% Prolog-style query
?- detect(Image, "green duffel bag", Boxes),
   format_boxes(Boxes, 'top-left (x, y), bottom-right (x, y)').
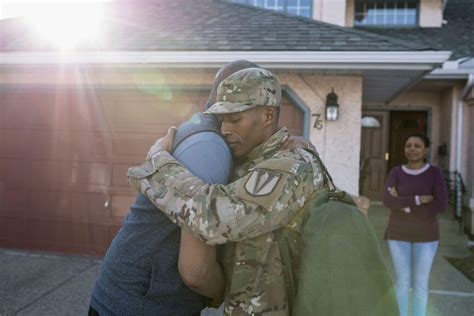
top-left (278, 156), bottom-right (399, 315)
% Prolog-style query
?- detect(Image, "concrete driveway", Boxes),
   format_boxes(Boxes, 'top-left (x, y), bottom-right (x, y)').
top-left (1, 205), bottom-right (473, 315)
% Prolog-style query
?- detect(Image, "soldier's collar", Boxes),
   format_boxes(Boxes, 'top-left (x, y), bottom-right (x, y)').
top-left (244, 127), bottom-right (289, 161)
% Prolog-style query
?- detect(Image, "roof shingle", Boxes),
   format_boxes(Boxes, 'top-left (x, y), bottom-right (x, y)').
top-left (361, 0), bottom-right (474, 60)
top-left (0, 0), bottom-right (430, 52)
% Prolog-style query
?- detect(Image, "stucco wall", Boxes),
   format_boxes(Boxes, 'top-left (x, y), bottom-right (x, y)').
top-left (279, 73), bottom-right (363, 195)
top-left (419, 0), bottom-right (443, 27)
top-left (313, 0), bottom-right (347, 26)
top-left (0, 67), bottom-right (217, 87)
top-left (468, 99), bottom-right (474, 208)
top-left (448, 88), bottom-right (460, 173)
top-left (461, 97), bottom-right (471, 195)
top-left (439, 89), bottom-right (455, 171)
top-left (445, 84), bottom-right (471, 186)
top-left (345, 0), bottom-right (355, 27)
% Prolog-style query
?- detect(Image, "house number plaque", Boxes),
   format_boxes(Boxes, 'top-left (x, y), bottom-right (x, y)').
top-left (312, 113), bottom-right (323, 130)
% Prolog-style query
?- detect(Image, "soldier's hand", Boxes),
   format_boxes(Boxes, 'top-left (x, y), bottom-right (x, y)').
top-left (147, 127), bottom-right (177, 160)
top-left (353, 195), bottom-right (370, 215)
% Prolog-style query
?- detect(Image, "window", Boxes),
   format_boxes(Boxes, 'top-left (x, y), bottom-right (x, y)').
top-left (230, 0), bottom-right (312, 18)
top-left (354, 0), bottom-right (418, 27)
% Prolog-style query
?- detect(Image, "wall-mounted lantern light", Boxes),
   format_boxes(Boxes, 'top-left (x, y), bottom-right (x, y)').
top-left (325, 88), bottom-right (339, 121)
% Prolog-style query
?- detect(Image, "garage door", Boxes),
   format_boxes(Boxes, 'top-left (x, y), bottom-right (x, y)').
top-left (0, 87), bottom-right (303, 255)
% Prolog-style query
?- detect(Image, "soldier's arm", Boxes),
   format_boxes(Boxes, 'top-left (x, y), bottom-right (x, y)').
top-left (128, 149), bottom-right (325, 245)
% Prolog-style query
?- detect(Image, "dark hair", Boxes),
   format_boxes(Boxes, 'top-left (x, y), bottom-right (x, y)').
top-left (205, 60), bottom-right (260, 109)
top-left (404, 133), bottom-right (431, 148)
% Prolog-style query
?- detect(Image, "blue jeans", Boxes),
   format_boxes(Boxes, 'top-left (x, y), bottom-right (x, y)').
top-left (387, 240), bottom-right (438, 316)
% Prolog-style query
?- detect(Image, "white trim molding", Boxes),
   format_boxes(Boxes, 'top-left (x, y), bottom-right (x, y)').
top-left (426, 57), bottom-right (474, 79)
top-left (427, 68), bottom-right (474, 79)
top-left (0, 51), bottom-right (451, 70)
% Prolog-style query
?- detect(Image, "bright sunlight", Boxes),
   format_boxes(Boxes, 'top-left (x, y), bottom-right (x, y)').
top-left (1, 0), bottom-right (111, 50)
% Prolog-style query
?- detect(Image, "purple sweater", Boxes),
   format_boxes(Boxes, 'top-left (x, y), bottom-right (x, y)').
top-left (383, 164), bottom-right (448, 242)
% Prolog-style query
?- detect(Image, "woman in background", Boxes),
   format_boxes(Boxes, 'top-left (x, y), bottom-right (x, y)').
top-left (383, 133), bottom-right (448, 316)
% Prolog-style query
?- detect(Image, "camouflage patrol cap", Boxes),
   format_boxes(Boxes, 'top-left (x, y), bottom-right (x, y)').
top-left (204, 67), bottom-right (281, 115)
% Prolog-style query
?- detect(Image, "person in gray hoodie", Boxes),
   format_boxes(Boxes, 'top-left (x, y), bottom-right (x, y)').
top-left (89, 60), bottom-right (259, 316)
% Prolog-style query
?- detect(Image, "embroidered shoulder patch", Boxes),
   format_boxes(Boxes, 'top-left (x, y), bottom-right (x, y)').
top-left (244, 169), bottom-right (282, 196)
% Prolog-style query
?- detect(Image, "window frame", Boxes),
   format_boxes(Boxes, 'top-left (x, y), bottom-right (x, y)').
top-left (230, 0), bottom-right (313, 18)
top-left (354, 0), bottom-right (420, 28)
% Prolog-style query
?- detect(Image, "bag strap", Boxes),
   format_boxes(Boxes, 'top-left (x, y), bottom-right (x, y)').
top-left (312, 153), bottom-right (337, 192)
top-left (274, 150), bottom-right (341, 307)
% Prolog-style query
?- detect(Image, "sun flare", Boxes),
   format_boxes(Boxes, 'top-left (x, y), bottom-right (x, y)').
top-left (3, 1), bottom-right (111, 50)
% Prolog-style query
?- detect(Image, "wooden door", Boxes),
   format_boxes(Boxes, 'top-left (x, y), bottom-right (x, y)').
top-left (388, 111), bottom-right (427, 172)
top-left (360, 111), bottom-right (389, 200)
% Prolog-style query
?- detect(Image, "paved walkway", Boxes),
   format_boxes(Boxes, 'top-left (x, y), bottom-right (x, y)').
top-left (1, 205), bottom-right (473, 315)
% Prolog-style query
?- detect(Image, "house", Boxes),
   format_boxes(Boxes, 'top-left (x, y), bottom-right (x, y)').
top-left (0, 0), bottom-right (459, 254)
top-left (358, 0), bottom-right (474, 238)
top-left (233, 0), bottom-right (474, 236)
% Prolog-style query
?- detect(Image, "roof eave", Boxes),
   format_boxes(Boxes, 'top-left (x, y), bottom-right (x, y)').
top-left (426, 59), bottom-right (474, 80)
top-left (0, 51), bottom-right (452, 70)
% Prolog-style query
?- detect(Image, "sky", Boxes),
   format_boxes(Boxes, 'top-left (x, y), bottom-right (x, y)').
top-left (0, 0), bottom-right (112, 20)
top-left (0, 0), bottom-right (113, 49)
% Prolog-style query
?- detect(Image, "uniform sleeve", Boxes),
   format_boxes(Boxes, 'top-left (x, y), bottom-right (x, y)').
top-left (383, 167), bottom-right (418, 209)
top-left (128, 150), bottom-right (325, 245)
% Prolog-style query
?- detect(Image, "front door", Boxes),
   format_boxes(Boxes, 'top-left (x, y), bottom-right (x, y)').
top-left (360, 111), bottom-right (389, 201)
top-left (360, 110), bottom-right (428, 201)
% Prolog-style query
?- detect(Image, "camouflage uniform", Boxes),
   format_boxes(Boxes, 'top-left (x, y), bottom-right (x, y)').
top-left (128, 68), bottom-right (326, 315)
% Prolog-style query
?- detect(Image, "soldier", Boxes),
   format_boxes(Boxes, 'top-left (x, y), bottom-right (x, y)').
top-left (128, 67), bottom-right (327, 315)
